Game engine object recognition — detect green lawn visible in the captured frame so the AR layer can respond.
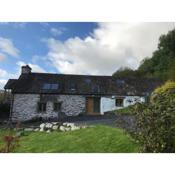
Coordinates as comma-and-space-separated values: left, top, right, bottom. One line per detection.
0, 125, 139, 153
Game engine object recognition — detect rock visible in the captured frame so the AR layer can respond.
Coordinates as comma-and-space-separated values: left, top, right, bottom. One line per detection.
71, 126, 80, 131
16, 131, 24, 137
40, 123, 45, 129
52, 122, 58, 125
81, 125, 87, 129
64, 127, 71, 131
34, 128, 39, 132
63, 122, 69, 126
67, 123, 75, 127
60, 126, 66, 132
46, 130, 51, 133
40, 128, 44, 132
24, 128, 34, 132
45, 123, 53, 129
52, 125, 59, 130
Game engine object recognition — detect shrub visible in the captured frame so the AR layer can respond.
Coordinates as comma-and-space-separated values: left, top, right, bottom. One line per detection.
134, 81, 175, 152
1, 135, 19, 153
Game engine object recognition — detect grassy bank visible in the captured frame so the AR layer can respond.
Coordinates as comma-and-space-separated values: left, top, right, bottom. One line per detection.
0, 125, 139, 153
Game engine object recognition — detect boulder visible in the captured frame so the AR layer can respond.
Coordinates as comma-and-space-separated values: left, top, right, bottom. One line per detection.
81, 125, 87, 129
46, 130, 51, 133
60, 126, 66, 132
24, 128, 34, 132
40, 128, 44, 132
16, 131, 24, 137
45, 123, 53, 129
67, 123, 75, 127
40, 123, 45, 129
64, 127, 71, 131
52, 125, 59, 130
71, 126, 80, 131
34, 128, 40, 132
63, 122, 69, 126
52, 122, 58, 125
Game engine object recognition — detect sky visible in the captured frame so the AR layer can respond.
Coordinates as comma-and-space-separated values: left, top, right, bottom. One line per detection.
0, 22, 175, 89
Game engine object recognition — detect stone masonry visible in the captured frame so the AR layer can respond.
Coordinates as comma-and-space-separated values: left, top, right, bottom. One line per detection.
12, 94, 86, 121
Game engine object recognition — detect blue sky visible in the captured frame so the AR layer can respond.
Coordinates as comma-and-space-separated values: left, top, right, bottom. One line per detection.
0, 22, 175, 89
0, 22, 97, 74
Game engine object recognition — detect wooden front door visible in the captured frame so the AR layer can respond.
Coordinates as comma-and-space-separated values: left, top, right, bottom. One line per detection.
86, 97, 100, 114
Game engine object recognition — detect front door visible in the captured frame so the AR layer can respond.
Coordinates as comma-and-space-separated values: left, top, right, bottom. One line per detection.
86, 97, 100, 114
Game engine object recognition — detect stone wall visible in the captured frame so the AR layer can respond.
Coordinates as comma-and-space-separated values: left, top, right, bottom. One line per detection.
12, 94, 86, 121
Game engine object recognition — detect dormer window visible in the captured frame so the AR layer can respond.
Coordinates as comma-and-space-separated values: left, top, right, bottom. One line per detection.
42, 83, 59, 90
116, 79, 125, 86
69, 82, 76, 91
85, 78, 91, 84
92, 84, 100, 93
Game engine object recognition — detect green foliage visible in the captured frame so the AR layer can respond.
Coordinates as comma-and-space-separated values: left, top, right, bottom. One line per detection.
0, 126, 139, 153
134, 82, 175, 152
154, 81, 175, 94
112, 67, 144, 78
106, 104, 138, 116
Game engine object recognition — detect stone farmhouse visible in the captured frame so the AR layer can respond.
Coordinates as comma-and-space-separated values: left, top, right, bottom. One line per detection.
4, 65, 162, 121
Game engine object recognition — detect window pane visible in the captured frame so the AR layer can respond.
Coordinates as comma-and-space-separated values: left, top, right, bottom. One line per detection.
69, 83, 76, 91
116, 79, 125, 85
43, 83, 51, 89
115, 98, 124, 107
51, 84, 59, 89
38, 102, 46, 112
54, 103, 61, 111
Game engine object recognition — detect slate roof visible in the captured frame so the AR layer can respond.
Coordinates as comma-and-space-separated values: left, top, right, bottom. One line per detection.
4, 72, 163, 96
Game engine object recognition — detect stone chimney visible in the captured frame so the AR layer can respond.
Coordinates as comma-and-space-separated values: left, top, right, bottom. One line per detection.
21, 65, 32, 74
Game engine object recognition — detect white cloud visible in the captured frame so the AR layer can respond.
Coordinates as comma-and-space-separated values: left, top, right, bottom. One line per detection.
0, 61, 46, 89
0, 37, 19, 58
50, 27, 65, 36
16, 61, 46, 73
0, 68, 15, 89
44, 22, 175, 75
0, 68, 8, 77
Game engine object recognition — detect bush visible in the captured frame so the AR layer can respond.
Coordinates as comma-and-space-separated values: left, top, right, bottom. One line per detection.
134, 81, 175, 152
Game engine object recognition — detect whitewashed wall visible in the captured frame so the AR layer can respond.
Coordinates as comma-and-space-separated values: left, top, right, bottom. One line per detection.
100, 96, 145, 114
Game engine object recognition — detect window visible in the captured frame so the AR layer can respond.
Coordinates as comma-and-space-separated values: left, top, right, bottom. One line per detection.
42, 83, 59, 90
85, 78, 91, 84
92, 84, 100, 93
53, 102, 61, 111
51, 84, 59, 90
43, 83, 50, 90
69, 82, 76, 91
116, 79, 125, 85
115, 98, 124, 107
38, 102, 46, 112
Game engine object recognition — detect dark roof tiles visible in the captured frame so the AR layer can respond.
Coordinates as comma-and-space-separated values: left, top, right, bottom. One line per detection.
4, 73, 163, 96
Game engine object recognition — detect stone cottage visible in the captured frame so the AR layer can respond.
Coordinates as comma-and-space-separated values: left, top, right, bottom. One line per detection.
4, 65, 162, 121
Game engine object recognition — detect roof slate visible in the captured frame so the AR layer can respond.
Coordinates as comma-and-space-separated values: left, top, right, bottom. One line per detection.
4, 73, 163, 96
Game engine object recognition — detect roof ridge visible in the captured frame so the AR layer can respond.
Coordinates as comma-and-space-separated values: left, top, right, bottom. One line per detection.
31, 72, 113, 77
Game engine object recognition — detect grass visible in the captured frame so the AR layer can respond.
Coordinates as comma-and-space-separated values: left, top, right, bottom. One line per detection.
0, 125, 139, 153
